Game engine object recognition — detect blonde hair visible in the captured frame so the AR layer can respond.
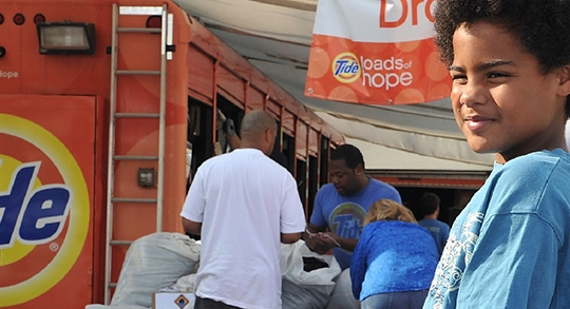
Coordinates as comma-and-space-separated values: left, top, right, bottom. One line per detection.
364, 199, 418, 225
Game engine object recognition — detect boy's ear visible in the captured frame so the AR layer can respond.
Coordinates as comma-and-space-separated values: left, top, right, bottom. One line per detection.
557, 65, 570, 96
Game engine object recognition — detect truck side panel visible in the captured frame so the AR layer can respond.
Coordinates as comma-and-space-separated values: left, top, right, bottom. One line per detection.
0, 94, 97, 308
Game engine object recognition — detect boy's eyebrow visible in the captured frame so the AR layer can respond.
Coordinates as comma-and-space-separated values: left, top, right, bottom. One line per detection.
448, 60, 515, 72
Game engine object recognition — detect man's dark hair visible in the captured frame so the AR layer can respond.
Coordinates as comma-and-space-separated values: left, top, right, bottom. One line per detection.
433, 0, 570, 117
330, 144, 365, 169
419, 192, 440, 216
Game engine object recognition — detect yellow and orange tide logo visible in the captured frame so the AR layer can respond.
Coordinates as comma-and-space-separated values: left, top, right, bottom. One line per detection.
0, 114, 90, 307
331, 52, 361, 84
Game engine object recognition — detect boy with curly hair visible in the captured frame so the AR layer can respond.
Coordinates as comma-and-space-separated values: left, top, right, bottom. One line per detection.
423, 0, 570, 308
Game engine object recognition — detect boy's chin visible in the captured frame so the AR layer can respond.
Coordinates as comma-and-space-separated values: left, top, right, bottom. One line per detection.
466, 140, 496, 154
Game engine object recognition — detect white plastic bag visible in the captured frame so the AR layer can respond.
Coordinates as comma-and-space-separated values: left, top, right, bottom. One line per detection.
110, 232, 200, 308
280, 240, 341, 286
280, 240, 341, 309
173, 273, 198, 292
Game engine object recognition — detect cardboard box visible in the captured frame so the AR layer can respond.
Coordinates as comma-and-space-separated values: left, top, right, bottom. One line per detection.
153, 287, 195, 309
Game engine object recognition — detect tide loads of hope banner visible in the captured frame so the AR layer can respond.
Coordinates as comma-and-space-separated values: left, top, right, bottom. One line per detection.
305, 0, 450, 105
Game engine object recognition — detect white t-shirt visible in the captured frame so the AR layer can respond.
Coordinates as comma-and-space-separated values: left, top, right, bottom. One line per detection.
181, 148, 306, 309
566, 121, 570, 148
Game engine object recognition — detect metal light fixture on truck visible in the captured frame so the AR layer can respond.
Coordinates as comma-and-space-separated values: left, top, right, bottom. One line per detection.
36, 21, 96, 54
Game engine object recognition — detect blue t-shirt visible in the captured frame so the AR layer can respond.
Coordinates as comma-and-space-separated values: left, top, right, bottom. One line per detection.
310, 178, 402, 270
423, 149, 570, 309
418, 218, 450, 257
351, 220, 439, 301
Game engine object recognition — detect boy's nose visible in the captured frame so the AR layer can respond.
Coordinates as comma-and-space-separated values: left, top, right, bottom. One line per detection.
459, 82, 488, 107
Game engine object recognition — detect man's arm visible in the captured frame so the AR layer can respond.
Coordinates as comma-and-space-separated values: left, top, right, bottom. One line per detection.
182, 217, 202, 235
305, 222, 326, 234
281, 232, 302, 244
181, 166, 205, 237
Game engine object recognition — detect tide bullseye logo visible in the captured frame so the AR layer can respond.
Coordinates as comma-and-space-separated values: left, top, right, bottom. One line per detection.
328, 202, 366, 252
331, 52, 361, 84
0, 114, 90, 307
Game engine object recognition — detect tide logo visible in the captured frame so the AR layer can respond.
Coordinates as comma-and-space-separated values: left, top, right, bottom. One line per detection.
332, 52, 361, 84
328, 202, 366, 252
0, 163, 71, 249
0, 114, 90, 307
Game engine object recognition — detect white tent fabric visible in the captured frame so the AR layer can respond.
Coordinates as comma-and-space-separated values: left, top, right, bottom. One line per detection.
343, 136, 492, 171
173, 0, 568, 172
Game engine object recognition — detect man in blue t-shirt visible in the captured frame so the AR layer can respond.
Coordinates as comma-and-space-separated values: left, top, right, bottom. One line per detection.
418, 192, 450, 258
304, 144, 402, 309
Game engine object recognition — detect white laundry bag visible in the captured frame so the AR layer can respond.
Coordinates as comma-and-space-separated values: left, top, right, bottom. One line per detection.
280, 240, 341, 309
109, 232, 200, 308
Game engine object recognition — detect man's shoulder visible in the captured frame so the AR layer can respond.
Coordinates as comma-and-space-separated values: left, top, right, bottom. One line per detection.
435, 219, 451, 229
366, 178, 400, 200
203, 149, 265, 165
196, 152, 234, 170
418, 218, 435, 226
369, 178, 397, 190
314, 183, 344, 206
316, 183, 337, 195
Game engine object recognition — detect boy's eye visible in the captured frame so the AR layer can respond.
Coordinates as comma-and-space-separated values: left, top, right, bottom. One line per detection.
450, 73, 467, 84
487, 72, 508, 78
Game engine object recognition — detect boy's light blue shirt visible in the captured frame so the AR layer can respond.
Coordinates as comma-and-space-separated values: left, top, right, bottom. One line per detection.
423, 149, 570, 309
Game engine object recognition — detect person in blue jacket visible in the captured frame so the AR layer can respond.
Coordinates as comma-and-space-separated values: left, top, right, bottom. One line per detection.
423, 0, 570, 308
351, 199, 438, 309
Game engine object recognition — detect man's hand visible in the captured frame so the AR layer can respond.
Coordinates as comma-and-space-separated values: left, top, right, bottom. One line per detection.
304, 229, 339, 254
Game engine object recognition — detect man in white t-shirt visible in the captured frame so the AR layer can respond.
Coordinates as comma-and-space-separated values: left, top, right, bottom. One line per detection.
181, 110, 306, 309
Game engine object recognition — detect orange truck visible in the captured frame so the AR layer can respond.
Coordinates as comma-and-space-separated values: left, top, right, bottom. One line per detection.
0, 0, 344, 307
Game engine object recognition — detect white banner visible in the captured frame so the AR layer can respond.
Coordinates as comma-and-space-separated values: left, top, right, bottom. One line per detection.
305, 0, 449, 105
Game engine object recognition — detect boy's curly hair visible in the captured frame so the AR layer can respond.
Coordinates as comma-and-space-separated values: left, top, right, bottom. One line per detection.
433, 0, 570, 117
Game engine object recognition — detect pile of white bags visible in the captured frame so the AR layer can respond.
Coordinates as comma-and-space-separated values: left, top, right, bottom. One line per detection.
87, 235, 340, 309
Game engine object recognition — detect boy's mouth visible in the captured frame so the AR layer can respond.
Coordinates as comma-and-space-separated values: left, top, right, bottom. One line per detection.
464, 115, 494, 132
